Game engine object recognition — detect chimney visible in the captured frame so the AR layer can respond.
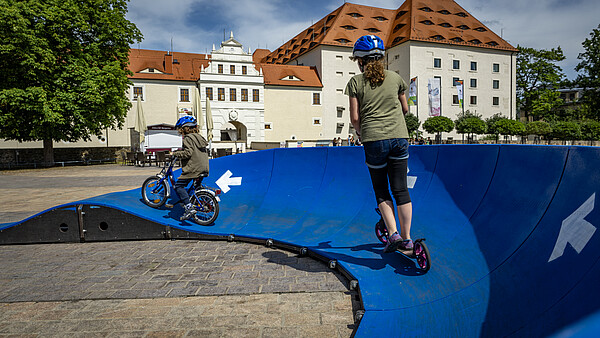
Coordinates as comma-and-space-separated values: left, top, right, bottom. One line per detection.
164, 53, 173, 74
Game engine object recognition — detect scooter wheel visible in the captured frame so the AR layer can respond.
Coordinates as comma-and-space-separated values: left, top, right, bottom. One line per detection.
414, 240, 431, 272
375, 219, 389, 244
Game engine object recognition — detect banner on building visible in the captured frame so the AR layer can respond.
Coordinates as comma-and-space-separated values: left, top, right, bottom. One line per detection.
456, 79, 464, 111
408, 77, 417, 106
428, 78, 441, 116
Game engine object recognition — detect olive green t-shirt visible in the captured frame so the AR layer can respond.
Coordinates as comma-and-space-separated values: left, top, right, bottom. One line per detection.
345, 70, 409, 142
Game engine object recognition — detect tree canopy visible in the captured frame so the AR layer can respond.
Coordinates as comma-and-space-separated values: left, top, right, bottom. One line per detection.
422, 116, 454, 143
454, 111, 486, 141
551, 121, 581, 141
405, 112, 421, 138
0, 0, 142, 164
495, 119, 525, 139
575, 24, 600, 120
516, 45, 565, 121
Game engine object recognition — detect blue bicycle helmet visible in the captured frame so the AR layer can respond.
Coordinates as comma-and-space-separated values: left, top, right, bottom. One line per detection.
176, 115, 197, 128
352, 35, 385, 59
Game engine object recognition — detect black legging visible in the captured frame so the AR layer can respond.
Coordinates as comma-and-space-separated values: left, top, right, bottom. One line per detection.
368, 158, 411, 206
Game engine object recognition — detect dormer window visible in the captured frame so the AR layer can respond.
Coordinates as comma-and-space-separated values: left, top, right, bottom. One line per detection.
148, 68, 155, 73
455, 12, 468, 17
487, 41, 499, 46
282, 75, 301, 81
431, 35, 444, 40
392, 37, 404, 45
469, 39, 482, 44
438, 10, 451, 15
419, 7, 433, 12
349, 12, 363, 18
366, 28, 381, 33
336, 38, 351, 44
458, 25, 470, 30
451, 37, 464, 43
440, 23, 452, 28
421, 20, 434, 25
474, 27, 487, 32
373, 16, 387, 21
342, 25, 357, 30
393, 23, 405, 32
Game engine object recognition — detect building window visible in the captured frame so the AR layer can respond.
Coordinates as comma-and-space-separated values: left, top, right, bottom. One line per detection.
253, 89, 259, 102
453, 60, 460, 69
242, 66, 247, 75
434, 58, 441, 68
453, 95, 460, 105
470, 96, 477, 105
218, 88, 225, 101
265, 123, 272, 130
313, 92, 321, 105
218, 64, 223, 74
470, 79, 477, 88
493, 80, 500, 89
471, 61, 477, 71
241, 89, 248, 101
493, 97, 500, 106
230, 65, 235, 74
180, 88, 190, 102
230, 88, 236, 101
493, 63, 500, 73
453, 77, 460, 86
133, 86, 144, 100
313, 118, 321, 125
206, 87, 213, 100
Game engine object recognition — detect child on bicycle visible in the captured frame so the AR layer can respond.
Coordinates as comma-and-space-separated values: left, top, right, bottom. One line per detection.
172, 115, 209, 221
345, 35, 413, 253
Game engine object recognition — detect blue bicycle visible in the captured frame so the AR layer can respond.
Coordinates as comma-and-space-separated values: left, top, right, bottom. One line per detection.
141, 157, 220, 225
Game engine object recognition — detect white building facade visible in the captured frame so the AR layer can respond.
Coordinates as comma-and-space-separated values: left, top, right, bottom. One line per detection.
199, 33, 265, 145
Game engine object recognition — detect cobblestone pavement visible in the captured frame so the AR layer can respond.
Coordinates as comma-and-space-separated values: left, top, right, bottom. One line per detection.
0, 164, 358, 337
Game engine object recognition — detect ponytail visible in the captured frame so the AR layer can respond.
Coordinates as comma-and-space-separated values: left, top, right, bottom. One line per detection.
362, 58, 385, 87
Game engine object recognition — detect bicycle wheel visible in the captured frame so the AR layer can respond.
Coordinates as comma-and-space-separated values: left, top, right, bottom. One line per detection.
142, 176, 168, 208
191, 191, 219, 225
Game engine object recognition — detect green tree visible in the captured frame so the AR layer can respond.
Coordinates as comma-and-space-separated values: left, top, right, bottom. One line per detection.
405, 113, 421, 138
485, 113, 507, 142
516, 45, 565, 121
525, 121, 553, 144
495, 119, 525, 143
580, 120, 600, 144
422, 116, 454, 144
575, 24, 600, 120
0, 0, 142, 165
551, 121, 581, 143
454, 111, 486, 143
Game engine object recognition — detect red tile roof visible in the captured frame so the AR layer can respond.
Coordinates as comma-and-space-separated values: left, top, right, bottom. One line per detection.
128, 49, 210, 82
128, 48, 321, 88
261, 0, 517, 65
260, 64, 323, 88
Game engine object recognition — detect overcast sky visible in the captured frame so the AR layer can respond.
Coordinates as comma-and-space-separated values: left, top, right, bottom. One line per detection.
126, 0, 600, 80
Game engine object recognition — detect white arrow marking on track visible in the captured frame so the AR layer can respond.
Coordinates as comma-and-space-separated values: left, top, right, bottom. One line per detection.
548, 193, 596, 262
407, 167, 417, 189
216, 170, 242, 193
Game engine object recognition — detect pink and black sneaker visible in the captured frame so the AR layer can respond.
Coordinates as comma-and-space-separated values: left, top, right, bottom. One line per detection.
383, 232, 403, 253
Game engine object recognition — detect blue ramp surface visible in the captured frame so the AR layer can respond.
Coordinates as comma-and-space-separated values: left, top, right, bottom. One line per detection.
2, 145, 600, 337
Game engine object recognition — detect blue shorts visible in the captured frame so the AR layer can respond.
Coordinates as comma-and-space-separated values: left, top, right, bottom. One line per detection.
363, 138, 409, 169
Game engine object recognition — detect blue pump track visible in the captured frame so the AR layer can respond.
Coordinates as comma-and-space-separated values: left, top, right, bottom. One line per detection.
2, 145, 600, 337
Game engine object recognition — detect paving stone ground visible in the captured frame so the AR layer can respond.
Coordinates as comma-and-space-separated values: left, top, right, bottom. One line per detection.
0, 164, 358, 337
